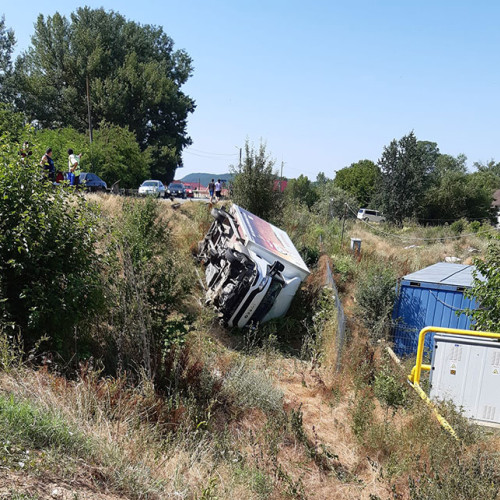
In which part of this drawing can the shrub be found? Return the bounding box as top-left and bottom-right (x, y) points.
(373, 364), (408, 412)
(230, 140), (282, 222)
(0, 141), (104, 353)
(102, 197), (194, 379)
(355, 266), (397, 342)
(450, 218), (466, 234)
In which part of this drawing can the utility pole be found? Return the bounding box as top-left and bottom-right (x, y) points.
(280, 160), (284, 192)
(340, 203), (348, 247)
(86, 75), (93, 143)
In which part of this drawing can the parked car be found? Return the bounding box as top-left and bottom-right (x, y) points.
(167, 183), (187, 199)
(197, 205), (309, 328)
(138, 180), (166, 198)
(185, 187), (194, 198)
(357, 208), (386, 223)
(80, 172), (107, 192)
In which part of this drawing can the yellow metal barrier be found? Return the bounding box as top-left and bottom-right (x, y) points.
(408, 326), (500, 439)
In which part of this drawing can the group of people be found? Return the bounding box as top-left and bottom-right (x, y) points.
(208, 179), (222, 203)
(38, 147), (83, 186)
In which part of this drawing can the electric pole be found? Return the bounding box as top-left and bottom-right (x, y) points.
(86, 76), (93, 143)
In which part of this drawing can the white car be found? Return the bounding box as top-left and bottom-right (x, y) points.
(138, 180), (166, 198)
(357, 208), (386, 223)
(197, 205), (310, 328)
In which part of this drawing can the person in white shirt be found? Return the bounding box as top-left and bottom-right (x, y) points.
(215, 179), (222, 201)
(67, 148), (82, 187)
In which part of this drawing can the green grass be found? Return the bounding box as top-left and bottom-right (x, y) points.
(0, 393), (91, 457)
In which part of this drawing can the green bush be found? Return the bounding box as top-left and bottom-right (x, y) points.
(450, 219), (466, 234)
(373, 364), (408, 411)
(355, 266), (396, 342)
(0, 141), (104, 353)
(103, 197), (193, 379)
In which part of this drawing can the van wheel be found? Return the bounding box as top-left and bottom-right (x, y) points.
(211, 208), (225, 223)
(363, 217), (369, 222)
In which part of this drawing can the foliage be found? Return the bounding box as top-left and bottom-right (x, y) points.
(313, 182), (358, 220)
(0, 104), (25, 143)
(373, 363), (408, 411)
(36, 123), (151, 188)
(355, 266), (397, 342)
(285, 174), (318, 209)
(464, 238), (500, 332)
(230, 140), (281, 221)
(9, 7), (194, 183)
(104, 197), (193, 379)
(421, 171), (493, 222)
(0, 142), (104, 352)
(0, 16), (15, 99)
(333, 159), (381, 207)
(409, 451), (499, 500)
(378, 131), (430, 224)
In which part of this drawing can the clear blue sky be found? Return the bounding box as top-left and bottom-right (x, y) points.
(3, 1), (500, 179)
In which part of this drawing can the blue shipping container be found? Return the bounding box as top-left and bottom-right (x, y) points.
(392, 263), (482, 357)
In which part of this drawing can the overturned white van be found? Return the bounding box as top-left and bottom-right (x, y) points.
(197, 205), (310, 328)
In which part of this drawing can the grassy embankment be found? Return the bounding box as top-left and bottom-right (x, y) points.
(0, 196), (499, 499)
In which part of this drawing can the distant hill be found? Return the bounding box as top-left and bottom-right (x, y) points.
(180, 172), (233, 187)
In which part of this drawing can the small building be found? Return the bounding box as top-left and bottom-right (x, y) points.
(392, 263), (483, 357)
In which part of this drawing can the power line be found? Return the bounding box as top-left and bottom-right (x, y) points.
(184, 151), (237, 161)
(186, 147), (238, 157)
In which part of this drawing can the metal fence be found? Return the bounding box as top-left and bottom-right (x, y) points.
(324, 259), (346, 371)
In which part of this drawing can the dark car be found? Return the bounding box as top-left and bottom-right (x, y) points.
(167, 183), (187, 199)
(80, 172), (107, 192)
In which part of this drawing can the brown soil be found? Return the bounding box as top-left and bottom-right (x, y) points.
(0, 471), (125, 499)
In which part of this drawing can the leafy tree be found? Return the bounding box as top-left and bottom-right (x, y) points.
(315, 171), (329, 186)
(285, 174), (318, 209)
(0, 104), (25, 143)
(470, 160), (500, 193)
(0, 16), (15, 99)
(378, 131), (429, 224)
(10, 7), (195, 183)
(230, 140), (280, 221)
(434, 153), (467, 178)
(422, 171), (493, 222)
(417, 140), (440, 173)
(333, 159), (380, 207)
(313, 181), (358, 220)
(465, 239), (500, 332)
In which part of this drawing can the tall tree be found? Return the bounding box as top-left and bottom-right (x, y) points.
(0, 16), (15, 100)
(333, 159), (380, 207)
(11, 8), (195, 182)
(378, 131), (429, 224)
(230, 140), (280, 221)
(285, 174), (318, 209)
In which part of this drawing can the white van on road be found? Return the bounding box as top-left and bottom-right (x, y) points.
(357, 208), (386, 223)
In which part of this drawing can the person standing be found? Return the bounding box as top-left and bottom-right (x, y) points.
(215, 179), (222, 201)
(208, 178), (215, 202)
(67, 148), (82, 187)
(40, 148), (55, 182)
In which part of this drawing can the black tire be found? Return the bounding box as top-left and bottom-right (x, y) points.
(225, 248), (249, 266)
(211, 208), (225, 223)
